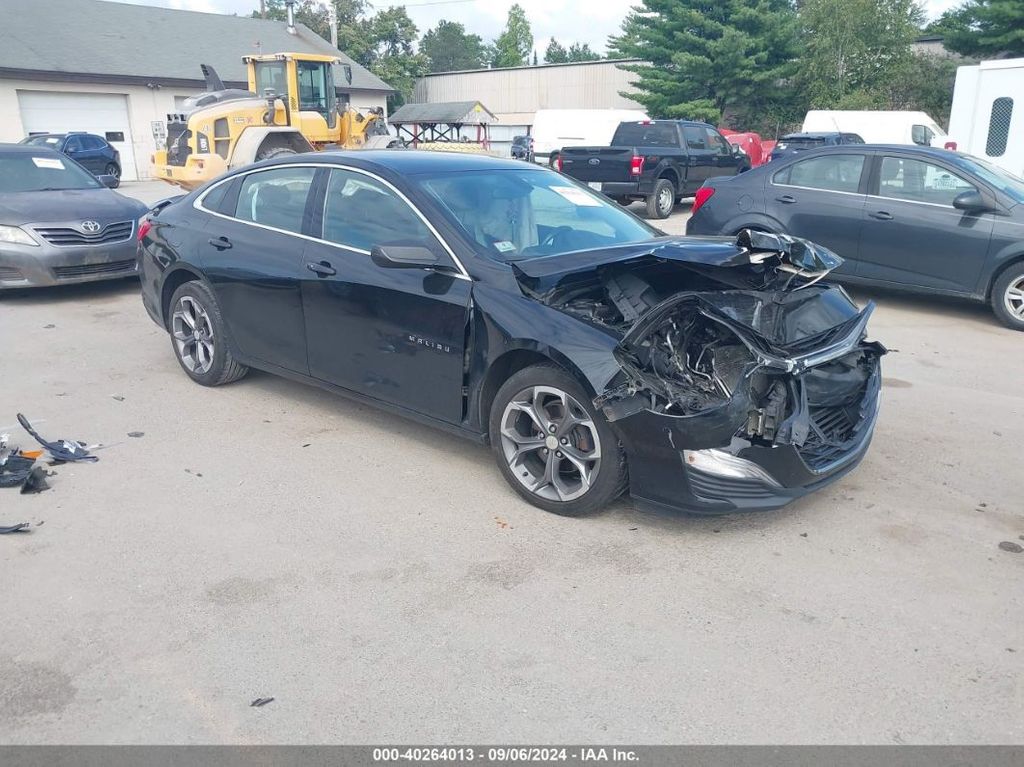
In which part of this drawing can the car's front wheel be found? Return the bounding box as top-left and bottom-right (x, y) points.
(168, 281), (249, 386)
(992, 262), (1024, 331)
(489, 365), (627, 516)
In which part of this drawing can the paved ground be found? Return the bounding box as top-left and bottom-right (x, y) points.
(1, 182), (1022, 744)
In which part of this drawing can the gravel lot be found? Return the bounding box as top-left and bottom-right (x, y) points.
(1, 180), (1022, 744)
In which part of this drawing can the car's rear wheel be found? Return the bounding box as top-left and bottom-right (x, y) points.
(646, 178), (675, 219)
(168, 281), (249, 386)
(104, 163), (120, 187)
(992, 262), (1024, 331)
(489, 365), (627, 516)
(256, 145), (297, 161)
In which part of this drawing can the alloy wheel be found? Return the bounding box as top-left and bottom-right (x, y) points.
(1004, 275), (1024, 320)
(499, 385), (602, 502)
(105, 163), (120, 178)
(171, 295), (215, 374)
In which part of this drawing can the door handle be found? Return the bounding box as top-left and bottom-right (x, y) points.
(207, 236), (232, 250)
(775, 195), (796, 204)
(869, 211), (894, 220)
(306, 260), (336, 277)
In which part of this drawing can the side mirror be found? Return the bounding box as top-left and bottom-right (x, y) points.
(98, 174), (119, 188)
(952, 189), (989, 212)
(370, 244), (440, 269)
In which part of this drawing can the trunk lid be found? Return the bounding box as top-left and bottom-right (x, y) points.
(559, 147), (636, 183)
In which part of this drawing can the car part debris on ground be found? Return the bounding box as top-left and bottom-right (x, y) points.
(0, 523), (30, 534)
(0, 415), (100, 501)
(250, 697), (274, 707)
(17, 413), (98, 463)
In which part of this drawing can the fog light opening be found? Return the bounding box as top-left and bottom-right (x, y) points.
(684, 448), (781, 487)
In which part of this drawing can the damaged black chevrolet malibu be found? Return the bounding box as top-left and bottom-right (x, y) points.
(139, 152), (885, 516)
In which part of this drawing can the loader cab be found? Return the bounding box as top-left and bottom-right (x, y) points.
(244, 53), (345, 141)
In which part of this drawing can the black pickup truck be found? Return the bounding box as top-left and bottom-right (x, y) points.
(558, 120), (750, 218)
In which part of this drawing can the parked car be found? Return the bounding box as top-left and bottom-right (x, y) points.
(20, 132), (122, 185)
(720, 129), (772, 167)
(558, 120), (751, 219)
(0, 144), (147, 289)
(803, 111), (947, 147)
(531, 108), (648, 168)
(686, 144), (1024, 330)
(139, 151), (884, 516)
(770, 132), (864, 161)
(510, 134), (534, 162)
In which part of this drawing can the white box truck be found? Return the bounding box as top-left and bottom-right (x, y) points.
(531, 109), (648, 167)
(802, 110), (948, 146)
(948, 57), (1024, 177)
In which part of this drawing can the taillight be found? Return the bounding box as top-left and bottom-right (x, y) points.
(944, 141), (957, 151)
(692, 187), (715, 216)
(137, 219), (152, 242)
(556, 154), (564, 172)
(630, 155), (645, 176)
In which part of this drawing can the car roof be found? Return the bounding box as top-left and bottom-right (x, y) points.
(264, 149), (541, 175)
(783, 143), (956, 156)
(782, 132), (841, 139)
(0, 142), (64, 154)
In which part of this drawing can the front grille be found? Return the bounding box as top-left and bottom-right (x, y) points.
(688, 470), (779, 501)
(0, 266), (23, 280)
(798, 402), (868, 471)
(53, 259), (137, 279)
(34, 221), (134, 247)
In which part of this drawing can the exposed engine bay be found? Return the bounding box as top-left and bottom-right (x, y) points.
(515, 231), (886, 462)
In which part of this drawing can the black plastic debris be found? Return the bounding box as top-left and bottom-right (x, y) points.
(250, 697), (274, 707)
(0, 523), (30, 534)
(20, 466), (50, 495)
(998, 541), (1023, 554)
(127, 431), (144, 438)
(0, 454), (35, 488)
(17, 413), (98, 463)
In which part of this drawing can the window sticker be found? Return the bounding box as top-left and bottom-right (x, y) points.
(32, 157), (65, 170)
(550, 185), (603, 206)
(493, 240), (517, 253)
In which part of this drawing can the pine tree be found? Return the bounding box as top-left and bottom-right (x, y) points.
(545, 37), (568, 64)
(491, 4), (534, 68)
(608, 0), (798, 126)
(939, 0), (1024, 58)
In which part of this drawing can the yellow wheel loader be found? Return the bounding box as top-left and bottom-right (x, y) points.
(152, 53), (397, 190)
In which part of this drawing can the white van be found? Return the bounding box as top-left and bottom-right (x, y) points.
(802, 110), (948, 147)
(531, 108), (648, 166)
(948, 58), (1024, 177)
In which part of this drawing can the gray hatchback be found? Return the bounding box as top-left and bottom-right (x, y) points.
(0, 144), (148, 289)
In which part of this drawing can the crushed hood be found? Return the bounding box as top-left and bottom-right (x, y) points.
(511, 231), (843, 296)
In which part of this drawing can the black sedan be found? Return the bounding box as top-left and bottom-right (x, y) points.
(139, 151), (884, 516)
(687, 145), (1024, 330)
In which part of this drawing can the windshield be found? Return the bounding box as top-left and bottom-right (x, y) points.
(416, 168), (658, 260)
(952, 154), (1024, 204)
(21, 135), (63, 147)
(0, 153), (102, 193)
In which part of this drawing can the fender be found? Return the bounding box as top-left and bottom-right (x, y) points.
(979, 241), (1024, 298)
(229, 128), (314, 168)
(722, 213), (785, 236)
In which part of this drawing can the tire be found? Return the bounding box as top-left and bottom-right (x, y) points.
(646, 178), (675, 219)
(168, 281), (249, 386)
(256, 145), (297, 162)
(991, 262), (1024, 331)
(104, 163), (120, 187)
(488, 364), (628, 516)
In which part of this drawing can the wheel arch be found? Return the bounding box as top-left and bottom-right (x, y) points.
(985, 251), (1024, 300)
(228, 128), (313, 168)
(726, 214), (785, 236)
(657, 166), (680, 190)
(160, 265), (205, 329)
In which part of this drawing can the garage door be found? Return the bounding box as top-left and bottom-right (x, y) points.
(18, 91), (139, 181)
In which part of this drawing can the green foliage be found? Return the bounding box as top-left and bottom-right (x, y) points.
(937, 0), (1024, 58)
(607, 0), (800, 129)
(492, 3), (534, 68)
(419, 19), (487, 73)
(544, 37), (568, 64)
(567, 43), (601, 62)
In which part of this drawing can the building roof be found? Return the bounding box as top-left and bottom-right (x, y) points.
(421, 58), (643, 78)
(390, 101), (497, 125)
(0, 0), (393, 93)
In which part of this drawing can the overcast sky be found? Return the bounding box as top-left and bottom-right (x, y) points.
(118, 0), (964, 55)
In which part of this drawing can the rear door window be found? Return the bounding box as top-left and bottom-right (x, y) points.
(234, 166), (316, 234)
(876, 157), (975, 207)
(773, 154), (865, 193)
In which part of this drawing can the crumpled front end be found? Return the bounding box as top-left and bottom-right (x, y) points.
(518, 230), (886, 514)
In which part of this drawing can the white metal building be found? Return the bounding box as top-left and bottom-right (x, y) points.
(0, 0), (393, 180)
(411, 60), (644, 156)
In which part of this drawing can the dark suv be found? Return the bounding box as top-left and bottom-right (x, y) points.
(770, 132), (864, 162)
(20, 133), (121, 186)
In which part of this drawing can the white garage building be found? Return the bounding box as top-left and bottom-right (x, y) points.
(0, 0), (394, 180)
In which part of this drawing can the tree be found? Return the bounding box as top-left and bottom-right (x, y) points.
(567, 43), (601, 62)
(795, 0), (924, 108)
(491, 3), (534, 68)
(544, 37), (568, 64)
(420, 19), (487, 72)
(361, 6), (428, 107)
(935, 0), (1024, 58)
(608, 0), (799, 128)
